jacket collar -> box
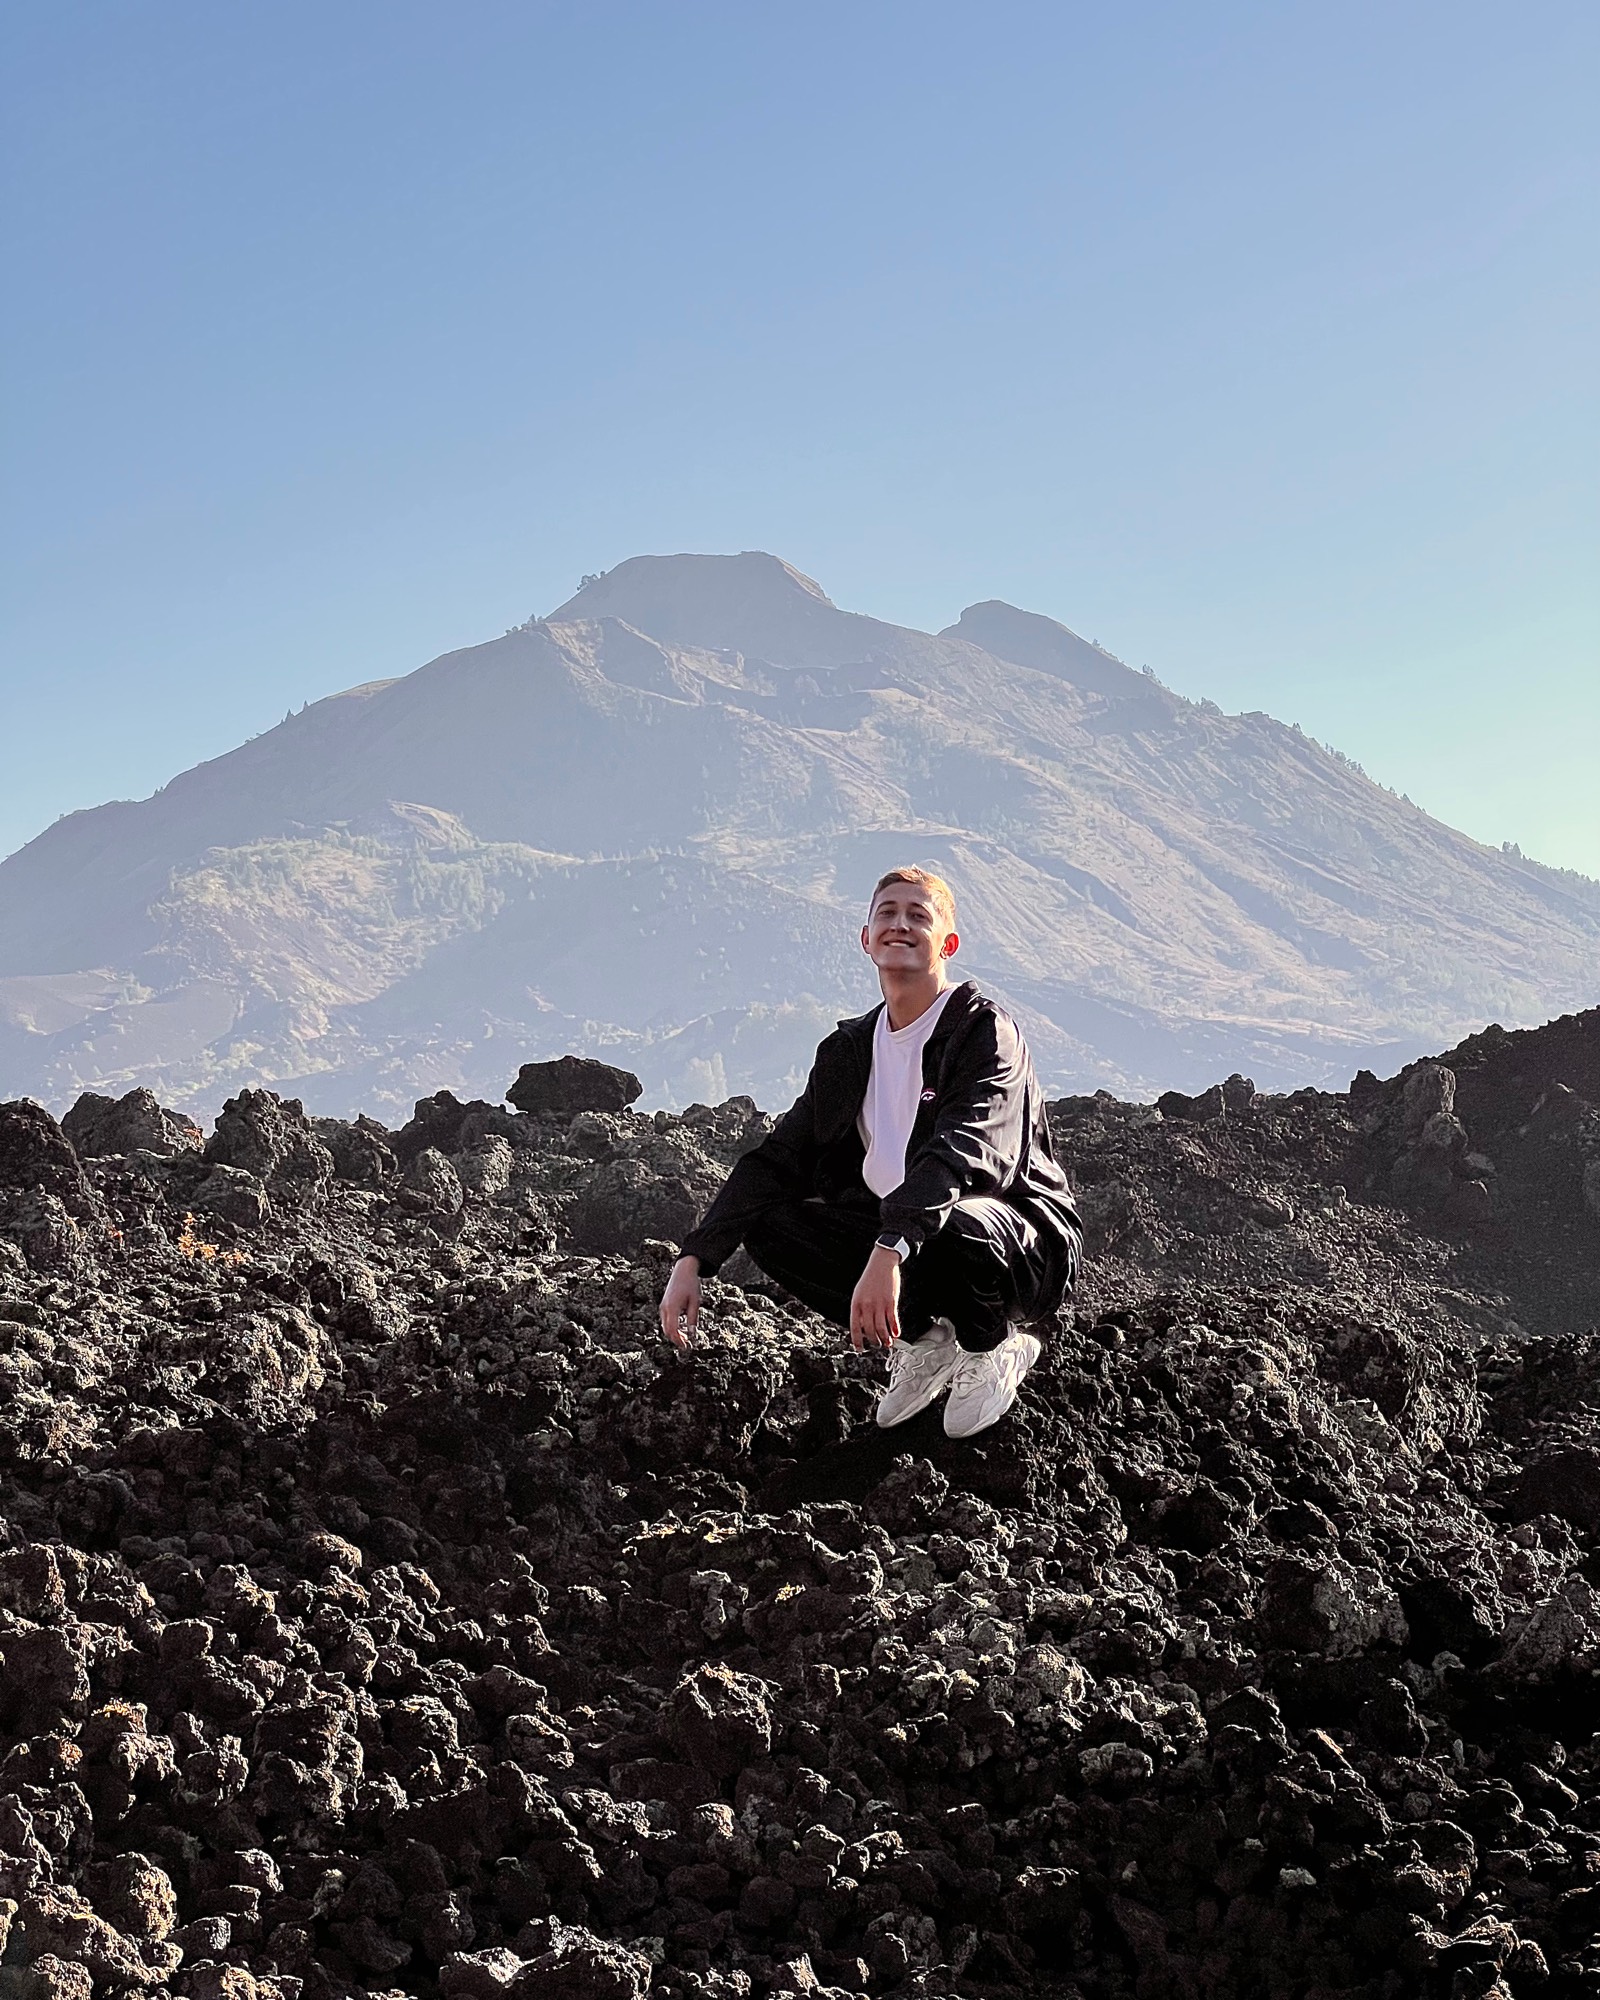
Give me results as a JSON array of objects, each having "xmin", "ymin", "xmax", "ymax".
[{"xmin": 836, "ymin": 978, "xmax": 978, "ymax": 1043}]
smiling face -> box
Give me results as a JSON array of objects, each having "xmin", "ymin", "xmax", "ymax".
[{"xmin": 861, "ymin": 878, "xmax": 959, "ymax": 981}]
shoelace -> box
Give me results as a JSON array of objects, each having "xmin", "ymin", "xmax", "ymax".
[
  {"xmin": 891, "ymin": 1339, "xmax": 943, "ymax": 1382},
  {"xmin": 902, "ymin": 1328, "xmax": 962, "ymax": 1380}
]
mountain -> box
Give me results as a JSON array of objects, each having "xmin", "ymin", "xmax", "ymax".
[{"xmin": 2, "ymin": 550, "xmax": 1597, "ymax": 1118}]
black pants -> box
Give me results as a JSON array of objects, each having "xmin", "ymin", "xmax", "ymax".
[{"xmin": 743, "ymin": 1191, "xmax": 1072, "ymax": 1353}]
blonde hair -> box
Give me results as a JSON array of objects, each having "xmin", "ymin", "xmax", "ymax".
[{"xmin": 869, "ymin": 867, "xmax": 957, "ymax": 931}]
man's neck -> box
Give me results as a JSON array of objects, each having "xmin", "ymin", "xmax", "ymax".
[{"xmin": 880, "ymin": 970, "xmax": 951, "ymax": 1032}]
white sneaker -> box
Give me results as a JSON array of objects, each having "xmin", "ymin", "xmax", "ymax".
[
  {"xmin": 875, "ymin": 1317, "xmax": 959, "ymax": 1427},
  {"xmin": 943, "ymin": 1329, "xmax": 1042, "ymax": 1438}
]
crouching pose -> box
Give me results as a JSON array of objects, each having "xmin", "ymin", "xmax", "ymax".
[{"xmin": 658, "ymin": 869, "xmax": 1082, "ymax": 1437}]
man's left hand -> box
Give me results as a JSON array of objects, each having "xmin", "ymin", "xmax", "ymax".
[{"xmin": 850, "ymin": 1244, "xmax": 902, "ymax": 1351}]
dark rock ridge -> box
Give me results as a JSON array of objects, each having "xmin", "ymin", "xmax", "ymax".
[
  {"xmin": 0, "ymin": 1016, "xmax": 1598, "ymax": 1996},
  {"xmin": 3, "ymin": 551, "xmax": 1598, "ymax": 1121},
  {"xmin": 62, "ymin": 1090, "xmax": 203, "ymax": 1162},
  {"xmin": 508, "ymin": 1060, "xmax": 644, "ymax": 1118}
]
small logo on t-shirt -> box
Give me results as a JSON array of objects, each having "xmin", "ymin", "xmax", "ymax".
[{"xmin": 920, "ymin": 1088, "xmax": 936, "ymax": 1102}]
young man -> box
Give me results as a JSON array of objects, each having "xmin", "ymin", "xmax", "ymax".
[{"xmin": 658, "ymin": 869, "xmax": 1082, "ymax": 1437}]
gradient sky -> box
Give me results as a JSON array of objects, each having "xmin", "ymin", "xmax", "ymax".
[{"xmin": 4, "ymin": 2, "xmax": 1596, "ymax": 875}]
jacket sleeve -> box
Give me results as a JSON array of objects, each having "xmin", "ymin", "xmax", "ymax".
[
  {"xmin": 878, "ymin": 1009, "xmax": 1026, "ymax": 1253},
  {"xmin": 677, "ymin": 1071, "xmax": 822, "ymax": 1276}
]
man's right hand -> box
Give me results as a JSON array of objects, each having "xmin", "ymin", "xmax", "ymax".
[
  {"xmin": 659, "ymin": 1255, "xmax": 702, "ymax": 1349},
  {"xmin": 849, "ymin": 1242, "xmax": 902, "ymax": 1351}
]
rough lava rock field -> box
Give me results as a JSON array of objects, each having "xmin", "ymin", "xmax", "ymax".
[{"xmin": 1, "ymin": 1016, "xmax": 1600, "ymax": 2000}]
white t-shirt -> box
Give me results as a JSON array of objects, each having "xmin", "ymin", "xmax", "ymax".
[{"xmin": 859, "ymin": 985, "xmax": 956, "ymax": 1198}]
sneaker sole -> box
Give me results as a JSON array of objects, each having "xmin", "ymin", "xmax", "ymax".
[{"xmin": 942, "ymin": 1391, "xmax": 1016, "ymax": 1439}]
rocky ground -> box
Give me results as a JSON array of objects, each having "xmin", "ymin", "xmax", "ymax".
[{"xmin": 1, "ymin": 1019, "xmax": 1599, "ymax": 2000}]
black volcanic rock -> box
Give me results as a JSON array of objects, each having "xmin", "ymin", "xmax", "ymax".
[
  {"xmin": 393, "ymin": 1090, "xmax": 503, "ymax": 1164},
  {"xmin": 0, "ymin": 1016, "xmax": 1595, "ymax": 1996},
  {"xmin": 399, "ymin": 1143, "xmax": 464, "ymax": 1214},
  {"xmin": 205, "ymin": 1088, "xmax": 334, "ymax": 1199},
  {"xmin": 0, "ymin": 1097, "xmax": 86, "ymax": 1199},
  {"xmin": 563, "ymin": 1157, "xmax": 702, "ymax": 1257},
  {"xmin": 0, "ymin": 1099, "xmax": 99, "ymax": 1276},
  {"xmin": 507, "ymin": 1057, "xmax": 643, "ymax": 1117},
  {"xmin": 191, "ymin": 1161, "xmax": 272, "ymax": 1227},
  {"xmin": 312, "ymin": 1110, "xmax": 396, "ymax": 1185},
  {"xmin": 62, "ymin": 1086, "xmax": 203, "ymax": 1159},
  {"xmin": 1508, "ymin": 1445, "xmax": 1600, "ymax": 1531},
  {"xmin": 1353, "ymin": 1009, "xmax": 1600, "ymax": 1332}
]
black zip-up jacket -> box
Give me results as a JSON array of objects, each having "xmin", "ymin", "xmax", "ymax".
[{"xmin": 680, "ymin": 980, "xmax": 1081, "ymax": 1276}]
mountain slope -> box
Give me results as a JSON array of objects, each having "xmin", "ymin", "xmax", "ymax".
[{"xmin": 2, "ymin": 553, "xmax": 1596, "ymax": 1117}]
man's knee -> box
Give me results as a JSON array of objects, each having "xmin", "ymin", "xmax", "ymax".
[
  {"xmin": 928, "ymin": 1198, "xmax": 1064, "ymax": 1318},
  {"xmin": 913, "ymin": 1210, "xmax": 1007, "ymax": 1295},
  {"xmin": 941, "ymin": 1197, "xmax": 1030, "ymax": 1263}
]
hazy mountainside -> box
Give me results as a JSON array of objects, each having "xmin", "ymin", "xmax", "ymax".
[{"xmin": 2, "ymin": 550, "xmax": 1596, "ymax": 1120}]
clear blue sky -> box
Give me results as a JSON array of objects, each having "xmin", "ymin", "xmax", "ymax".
[{"xmin": 4, "ymin": 2, "xmax": 1596, "ymax": 873}]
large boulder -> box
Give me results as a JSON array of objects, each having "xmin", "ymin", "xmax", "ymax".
[
  {"xmin": 440, "ymin": 1951, "xmax": 525, "ymax": 1999},
  {"xmin": 159, "ymin": 1305, "xmax": 333, "ymax": 1427},
  {"xmin": 61, "ymin": 1088, "xmax": 201, "ymax": 1160},
  {"xmin": 0, "ymin": 1103, "xmax": 97, "ymax": 1274},
  {"xmin": 94, "ymin": 1852, "xmax": 177, "ymax": 1942},
  {"xmin": 0, "ymin": 1101, "xmax": 86, "ymax": 1202},
  {"xmin": 191, "ymin": 1164, "xmax": 272, "ymax": 1229},
  {"xmin": 0, "ymin": 1191, "xmax": 95, "ymax": 1275},
  {"xmin": 399, "ymin": 1146, "xmax": 463, "ymax": 1215},
  {"xmin": 563, "ymin": 1157, "xmax": 703, "ymax": 1256},
  {"xmin": 1493, "ymin": 1573, "xmax": 1600, "ymax": 1682},
  {"xmin": 205, "ymin": 1090, "xmax": 333, "ymax": 1201},
  {"xmin": 665, "ymin": 1663, "xmax": 773, "ymax": 1779},
  {"xmin": 311, "ymin": 1113, "xmax": 396, "ymax": 1185},
  {"xmin": 1255, "ymin": 1553, "xmax": 1408, "ymax": 1659},
  {"xmin": 513, "ymin": 1923, "xmax": 651, "ymax": 2000},
  {"xmin": 506, "ymin": 1057, "xmax": 642, "ymax": 1117},
  {"xmin": 393, "ymin": 1091, "xmax": 502, "ymax": 1165},
  {"xmin": 456, "ymin": 1136, "xmax": 514, "ymax": 1200}
]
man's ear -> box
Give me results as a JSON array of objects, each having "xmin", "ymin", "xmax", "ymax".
[
  {"xmin": 942, "ymin": 931, "xmax": 960, "ymax": 958},
  {"xmin": 861, "ymin": 924, "xmax": 872, "ymax": 954}
]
